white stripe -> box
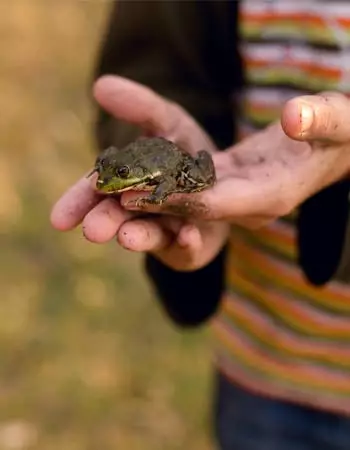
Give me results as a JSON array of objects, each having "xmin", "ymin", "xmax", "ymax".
[
  {"xmin": 240, "ymin": 86, "xmax": 304, "ymax": 106},
  {"xmin": 241, "ymin": 0, "xmax": 314, "ymax": 15},
  {"xmin": 242, "ymin": 42, "xmax": 347, "ymax": 70},
  {"xmin": 242, "ymin": 0, "xmax": 350, "ymax": 18}
]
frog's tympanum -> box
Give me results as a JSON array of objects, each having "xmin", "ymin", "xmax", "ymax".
[{"xmin": 88, "ymin": 137, "xmax": 216, "ymax": 206}]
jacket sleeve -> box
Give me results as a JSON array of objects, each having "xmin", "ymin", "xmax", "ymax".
[
  {"xmin": 92, "ymin": 1, "xmax": 242, "ymax": 149},
  {"xmin": 92, "ymin": 1, "xmax": 242, "ymax": 327}
]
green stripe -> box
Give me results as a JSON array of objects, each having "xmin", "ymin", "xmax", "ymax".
[
  {"xmin": 216, "ymin": 345, "xmax": 350, "ymax": 399},
  {"xmin": 245, "ymin": 70, "xmax": 341, "ymax": 92},
  {"xmin": 229, "ymin": 253, "xmax": 350, "ymax": 315},
  {"xmin": 240, "ymin": 25, "xmax": 348, "ymax": 46},
  {"xmin": 225, "ymin": 278, "xmax": 350, "ymax": 341},
  {"xmin": 220, "ymin": 308, "xmax": 350, "ymax": 371},
  {"xmin": 231, "ymin": 227, "xmax": 296, "ymax": 264}
]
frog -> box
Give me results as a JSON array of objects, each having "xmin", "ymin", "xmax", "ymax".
[{"xmin": 87, "ymin": 136, "xmax": 216, "ymax": 206}]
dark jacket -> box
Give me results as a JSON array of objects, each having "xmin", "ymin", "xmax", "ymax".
[{"xmin": 92, "ymin": 1, "xmax": 350, "ymax": 327}]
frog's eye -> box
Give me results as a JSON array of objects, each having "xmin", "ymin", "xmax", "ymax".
[
  {"xmin": 95, "ymin": 155, "xmax": 105, "ymax": 170},
  {"xmin": 117, "ymin": 165, "xmax": 130, "ymax": 178}
]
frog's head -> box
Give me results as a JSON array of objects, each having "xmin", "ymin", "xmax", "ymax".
[{"xmin": 88, "ymin": 146, "xmax": 159, "ymax": 194}]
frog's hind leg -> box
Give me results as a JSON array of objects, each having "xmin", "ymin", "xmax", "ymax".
[{"xmin": 194, "ymin": 150, "xmax": 216, "ymax": 185}]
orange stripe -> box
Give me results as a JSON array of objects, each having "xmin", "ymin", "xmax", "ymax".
[
  {"xmin": 212, "ymin": 319, "xmax": 350, "ymax": 391},
  {"xmin": 227, "ymin": 238, "xmax": 350, "ymax": 310},
  {"xmin": 244, "ymin": 58, "xmax": 341, "ymax": 80},
  {"xmin": 244, "ymin": 103, "xmax": 281, "ymax": 115},
  {"xmin": 338, "ymin": 18, "xmax": 350, "ymax": 27},
  {"xmin": 238, "ymin": 222, "xmax": 296, "ymax": 259},
  {"xmin": 226, "ymin": 267, "xmax": 350, "ymax": 338},
  {"xmin": 241, "ymin": 11, "xmax": 350, "ymax": 28},
  {"xmin": 241, "ymin": 12, "xmax": 322, "ymax": 24},
  {"xmin": 235, "ymin": 231, "xmax": 295, "ymax": 259},
  {"xmin": 243, "ymin": 105, "xmax": 280, "ymax": 124},
  {"xmin": 221, "ymin": 292, "xmax": 350, "ymax": 365},
  {"xmin": 215, "ymin": 356, "xmax": 350, "ymax": 417}
]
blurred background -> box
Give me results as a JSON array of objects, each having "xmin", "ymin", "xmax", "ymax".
[{"xmin": 1, "ymin": 2, "xmax": 212, "ymax": 449}]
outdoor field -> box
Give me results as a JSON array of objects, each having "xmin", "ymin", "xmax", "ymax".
[{"xmin": 0, "ymin": 2, "xmax": 213, "ymax": 449}]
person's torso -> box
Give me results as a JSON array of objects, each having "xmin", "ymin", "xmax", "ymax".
[{"xmin": 213, "ymin": 0, "xmax": 350, "ymax": 416}]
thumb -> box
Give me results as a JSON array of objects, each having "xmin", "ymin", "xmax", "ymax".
[
  {"xmin": 93, "ymin": 75, "xmax": 180, "ymax": 136},
  {"xmin": 281, "ymin": 92, "xmax": 350, "ymax": 143}
]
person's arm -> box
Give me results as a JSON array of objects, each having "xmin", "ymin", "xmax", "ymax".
[
  {"xmin": 144, "ymin": 246, "xmax": 228, "ymax": 327},
  {"xmin": 92, "ymin": 1, "xmax": 242, "ymax": 327},
  {"xmin": 93, "ymin": 1, "xmax": 241, "ymax": 149}
]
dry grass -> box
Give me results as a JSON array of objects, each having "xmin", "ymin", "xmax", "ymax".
[{"xmin": 0, "ymin": 2, "xmax": 213, "ymax": 449}]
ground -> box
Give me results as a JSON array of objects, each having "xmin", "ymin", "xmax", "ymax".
[{"xmin": 0, "ymin": 2, "xmax": 212, "ymax": 449}]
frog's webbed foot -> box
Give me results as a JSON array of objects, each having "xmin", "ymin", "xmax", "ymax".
[
  {"xmin": 135, "ymin": 194, "xmax": 167, "ymax": 207},
  {"xmin": 135, "ymin": 178, "xmax": 176, "ymax": 207}
]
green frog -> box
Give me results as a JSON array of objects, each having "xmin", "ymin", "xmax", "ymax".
[{"xmin": 88, "ymin": 136, "xmax": 216, "ymax": 206}]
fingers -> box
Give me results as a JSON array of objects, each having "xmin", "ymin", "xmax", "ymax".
[
  {"xmin": 117, "ymin": 216, "xmax": 181, "ymax": 252},
  {"xmin": 118, "ymin": 215, "xmax": 196, "ymax": 253},
  {"xmin": 119, "ymin": 152, "xmax": 249, "ymax": 221},
  {"xmin": 281, "ymin": 92, "xmax": 350, "ymax": 143},
  {"xmin": 93, "ymin": 75, "xmax": 179, "ymax": 136},
  {"xmin": 122, "ymin": 174, "xmax": 296, "ymax": 222},
  {"xmin": 93, "ymin": 75, "xmax": 217, "ymax": 153},
  {"xmin": 176, "ymin": 222, "xmax": 202, "ymax": 249},
  {"xmin": 120, "ymin": 190, "xmax": 211, "ymax": 218},
  {"xmin": 82, "ymin": 198, "xmax": 135, "ymax": 244},
  {"xmin": 50, "ymin": 175, "xmax": 101, "ymax": 231},
  {"xmin": 79, "ymin": 195, "xmax": 205, "ymax": 269}
]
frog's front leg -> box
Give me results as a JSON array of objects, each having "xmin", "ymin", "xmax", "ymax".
[{"xmin": 135, "ymin": 177, "xmax": 177, "ymax": 207}]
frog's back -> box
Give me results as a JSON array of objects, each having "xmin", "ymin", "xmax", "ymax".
[
  {"xmin": 125, "ymin": 137, "xmax": 187, "ymax": 170},
  {"xmin": 125, "ymin": 136, "xmax": 179, "ymax": 156}
]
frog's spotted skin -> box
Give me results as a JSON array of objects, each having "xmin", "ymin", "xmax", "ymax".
[{"xmin": 88, "ymin": 137, "xmax": 216, "ymax": 205}]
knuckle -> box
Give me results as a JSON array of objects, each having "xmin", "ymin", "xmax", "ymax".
[
  {"xmin": 319, "ymin": 107, "xmax": 335, "ymax": 133},
  {"xmin": 274, "ymin": 196, "xmax": 294, "ymax": 217},
  {"xmin": 314, "ymin": 94, "xmax": 348, "ymax": 135},
  {"xmin": 168, "ymin": 101, "xmax": 185, "ymax": 117},
  {"xmin": 319, "ymin": 91, "xmax": 345, "ymax": 101}
]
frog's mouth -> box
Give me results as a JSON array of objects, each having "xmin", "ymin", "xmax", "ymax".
[
  {"xmin": 87, "ymin": 166, "xmax": 159, "ymax": 194},
  {"xmin": 96, "ymin": 178, "xmax": 153, "ymax": 194}
]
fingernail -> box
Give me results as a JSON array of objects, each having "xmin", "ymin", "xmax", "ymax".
[{"xmin": 300, "ymin": 103, "xmax": 314, "ymax": 136}]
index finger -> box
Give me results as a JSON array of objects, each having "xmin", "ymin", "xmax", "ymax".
[
  {"xmin": 93, "ymin": 75, "xmax": 216, "ymax": 153},
  {"xmin": 93, "ymin": 75, "xmax": 177, "ymax": 137},
  {"xmin": 50, "ymin": 175, "xmax": 101, "ymax": 231}
]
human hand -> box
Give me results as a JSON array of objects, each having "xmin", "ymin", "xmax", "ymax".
[
  {"xmin": 50, "ymin": 75, "xmax": 229, "ymax": 271},
  {"xmin": 125, "ymin": 92, "xmax": 350, "ymax": 229}
]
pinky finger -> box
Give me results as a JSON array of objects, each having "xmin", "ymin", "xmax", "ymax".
[{"xmin": 176, "ymin": 222, "xmax": 203, "ymax": 250}]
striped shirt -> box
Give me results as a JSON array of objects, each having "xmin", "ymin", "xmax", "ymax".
[{"xmin": 212, "ymin": 0, "xmax": 350, "ymax": 416}]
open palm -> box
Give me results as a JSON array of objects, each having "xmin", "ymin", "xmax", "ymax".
[
  {"xmin": 51, "ymin": 77, "xmax": 350, "ymax": 270},
  {"xmin": 50, "ymin": 75, "xmax": 229, "ymax": 271}
]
